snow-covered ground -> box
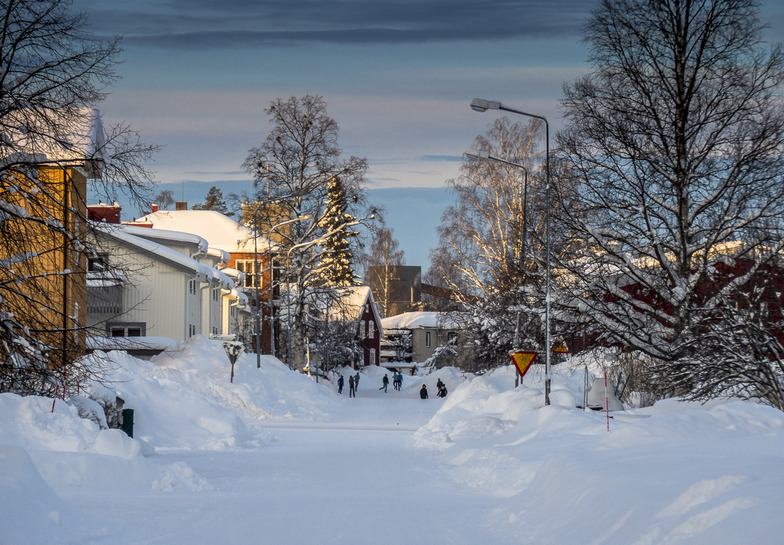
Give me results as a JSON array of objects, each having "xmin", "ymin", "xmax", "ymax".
[{"xmin": 2, "ymin": 336, "xmax": 783, "ymax": 544}]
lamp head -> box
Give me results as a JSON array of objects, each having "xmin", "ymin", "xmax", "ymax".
[
  {"xmin": 465, "ymin": 149, "xmax": 490, "ymax": 160},
  {"xmin": 470, "ymin": 98, "xmax": 501, "ymax": 112}
]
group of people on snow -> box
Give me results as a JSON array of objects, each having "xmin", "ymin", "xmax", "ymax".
[
  {"xmin": 339, "ymin": 371, "xmax": 447, "ymax": 400},
  {"xmin": 420, "ymin": 379, "xmax": 447, "ymax": 399},
  {"xmin": 337, "ymin": 373, "xmax": 360, "ymax": 398}
]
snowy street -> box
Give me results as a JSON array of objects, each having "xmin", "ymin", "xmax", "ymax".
[
  {"xmin": 59, "ymin": 393, "xmax": 507, "ymax": 545},
  {"xmin": 3, "ymin": 337, "xmax": 784, "ymax": 545}
]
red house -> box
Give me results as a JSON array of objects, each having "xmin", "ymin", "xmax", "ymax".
[{"xmin": 325, "ymin": 286, "xmax": 383, "ymax": 368}]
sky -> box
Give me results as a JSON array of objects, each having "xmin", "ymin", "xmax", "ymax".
[
  {"xmin": 74, "ymin": 0, "xmax": 784, "ymax": 269},
  {"xmin": 2, "ymin": 337, "xmax": 784, "ymax": 544}
]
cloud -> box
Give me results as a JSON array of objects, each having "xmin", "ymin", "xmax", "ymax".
[
  {"xmin": 419, "ymin": 155, "xmax": 463, "ymax": 163},
  {"xmin": 78, "ymin": 0, "xmax": 590, "ymax": 49}
]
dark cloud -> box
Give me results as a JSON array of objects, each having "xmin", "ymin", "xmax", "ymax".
[{"xmin": 77, "ymin": 0, "xmax": 591, "ymax": 49}]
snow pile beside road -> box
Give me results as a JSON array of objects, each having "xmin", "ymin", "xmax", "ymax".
[
  {"xmin": 0, "ymin": 445, "xmax": 98, "ymax": 545},
  {"xmin": 413, "ymin": 365, "xmax": 784, "ymax": 544},
  {"xmin": 80, "ymin": 336, "xmax": 339, "ymax": 450},
  {"xmin": 0, "ymin": 393, "xmax": 141, "ymax": 457}
]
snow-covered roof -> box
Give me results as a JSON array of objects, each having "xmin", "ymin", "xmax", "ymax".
[
  {"xmin": 128, "ymin": 210, "xmax": 275, "ymax": 254},
  {"xmin": 207, "ymin": 247, "xmax": 230, "ymax": 264},
  {"xmin": 318, "ymin": 286, "xmax": 383, "ymax": 334},
  {"xmin": 381, "ymin": 311, "xmax": 462, "ymax": 330},
  {"xmin": 2, "ymin": 108, "xmax": 106, "ymax": 164},
  {"xmin": 119, "ymin": 224, "xmax": 209, "ymax": 255},
  {"xmin": 94, "ymin": 223, "xmax": 234, "ymax": 289}
]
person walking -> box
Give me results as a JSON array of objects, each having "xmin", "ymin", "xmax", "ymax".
[
  {"xmin": 395, "ymin": 372, "xmax": 403, "ymax": 391},
  {"xmin": 338, "ymin": 375, "xmax": 344, "ymax": 395},
  {"xmin": 420, "ymin": 384, "xmax": 428, "ymax": 399},
  {"xmin": 437, "ymin": 382, "xmax": 448, "ymax": 398},
  {"xmin": 379, "ymin": 374, "xmax": 389, "ymax": 393},
  {"xmin": 354, "ymin": 373, "xmax": 360, "ymax": 391},
  {"xmin": 348, "ymin": 375, "xmax": 355, "ymax": 398}
]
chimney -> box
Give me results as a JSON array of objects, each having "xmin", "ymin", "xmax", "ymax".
[
  {"xmin": 152, "ymin": 203, "xmax": 159, "ymax": 212},
  {"xmin": 175, "ymin": 201, "xmax": 188, "ymax": 211},
  {"xmin": 87, "ymin": 202, "xmax": 122, "ymax": 224}
]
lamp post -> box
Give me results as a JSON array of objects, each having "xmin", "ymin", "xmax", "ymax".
[{"xmin": 470, "ymin": 98, "xmax": 552, "ymax": 405}]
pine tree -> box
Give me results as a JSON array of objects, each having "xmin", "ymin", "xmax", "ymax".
[
  {"xmin": 317, "ymin": 177, "xmax": 360, "ymax": 287},
  {"xmin": 192, "ymin": 186, "xmax": 233, "ymax": 216}
]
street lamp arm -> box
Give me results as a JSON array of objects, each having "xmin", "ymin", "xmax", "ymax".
[
  {"xmin": 465, "ymin": 149, "xmax": 528, "ymax": 173},
  {"xmin": 471, "ymin": 98, "xmax": 548, "ymax": 126}
]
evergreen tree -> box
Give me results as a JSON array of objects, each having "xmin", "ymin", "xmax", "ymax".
[
  {"xmin": 317, "ymin": 177, "xmax": 360, "ymax": 287},
  {"xmin": 192, "ymin": 186, "xmax": 233, "ymax": 216}
]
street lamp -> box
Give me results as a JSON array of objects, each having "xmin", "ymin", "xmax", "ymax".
[{"xmin": 470, "ymin": 98, "xmax": 553, "ymax": 405}]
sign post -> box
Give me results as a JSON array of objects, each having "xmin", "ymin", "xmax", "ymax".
[
  {"xmin": 223, "ymin": 341, "xmax": 245, "ymax": 383},
  {"xmin": 509, "ymin": 350, "xmax": 537, "ymax": 387}
]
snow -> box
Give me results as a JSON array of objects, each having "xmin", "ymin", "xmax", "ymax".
[
  {"xmin": 119, "ymin": 224, "xmax": 210, "ymax": 255},
  {"xmin": 381, "ymin": 310, "xmax": 462, "ymax": 329},
  {"xmin": 2, "ymin": 337, "xmax": 783, "ymax": 544},
  {"xmin": 129, "ymin": 209, "xmax": 274, "ymax": 253}
]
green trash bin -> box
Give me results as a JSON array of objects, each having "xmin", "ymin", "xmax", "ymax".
[{"xmin": 121, "ymin": 408, "xmax": 134, "ymax": 438}]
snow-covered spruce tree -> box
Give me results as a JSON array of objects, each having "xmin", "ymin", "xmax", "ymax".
[
  {"xmin": 242, "ymin": 95, "xmax": 372, "ymax": 368},
  {"xmin": 0, "ymin": 0, "xmax": 156, "ymax": 395},
  {"xmin": 431, "ymin": 116, "xmax": 556, "ymax": 367},
  {"xmin": 556, "ymin": 0, "xmax": 784, "ymax": 401},
  {"xmin": 316, "ymin": 176, "xmax": 360, "ymax": 287}
]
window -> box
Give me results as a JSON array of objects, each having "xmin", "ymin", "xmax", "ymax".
[
  {"xmin": 361, "ymin": 320, "xmax": 367, "ymax": 338},
  {"xmin": 108, "ymin": 322, "xmax": 145, "ymax": 337},
  {"xmin": 212, "ymin": 288, "xmax": 219, "ymax": 302},
  {"xmin": 368, "ymin": 321, "xmax": 375, "ymax": 339},
  {"xmin": 188, "ymin": 324, "xmax": 196, "ymax": 337},
  {"xmin": 189, "ymin": 280, "xmax": 197, "ymax": 295},
  {"xmin": 425, "ymin": 331, "xmax": 431, "ymax": 348},
  {"xmin": 369, "ymin": 348, "xmax": 376, "ymax": 365},
  {"xmin": 236, "ymin": 259, "xmax": 262, "ymax": 288},
  {"xmin": 88, "ymin": 254, "xmax": 108, "ymax": 272}
]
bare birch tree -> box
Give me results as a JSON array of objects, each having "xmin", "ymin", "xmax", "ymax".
[
  {"xmin": 362, "ymin": 226, "xmax": 405, "ymax": 317},
  {"xmin": 242, "ymin": 95, "xmax": 371, "ymax": 368},
  {"xmin": 556, "ymin": 0, "xmax": 784, "ymax": 402},
  {"xmin": 430, "ymin": 116, "xmax": 552, "ymax": 367}
]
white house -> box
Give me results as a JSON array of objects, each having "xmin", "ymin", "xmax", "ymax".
[
  {"xmin": 121, "ymin": 225, "xmax": 248, "ymax": 339},
  {"xmin": 86, "ymin": 223, "xmax": 241, "ymax": 348},
  {"xmin": 380, "ymin": 311, "xmax": 462, "ymax": 364},
  {"xmin": 126, "ymin": 208, "xmax": 277, "ymax": 353}
]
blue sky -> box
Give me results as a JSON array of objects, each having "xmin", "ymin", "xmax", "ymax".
[{"xmin": 75, "ymin": 0, "xmax": 784, "ymax": 269}]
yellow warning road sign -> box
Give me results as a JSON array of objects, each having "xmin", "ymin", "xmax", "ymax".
[{"xmin": 509, "ymin": 351, "xmax": 537, "ymax": 378}]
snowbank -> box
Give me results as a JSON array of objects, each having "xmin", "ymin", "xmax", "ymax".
[{"xmin": 412, "ymin": 365, "xmax": 784, "ymax": 544}]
